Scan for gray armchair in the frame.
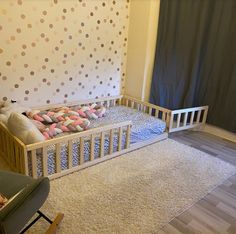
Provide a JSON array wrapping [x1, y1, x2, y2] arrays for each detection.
[[0, 170, 63, 234]]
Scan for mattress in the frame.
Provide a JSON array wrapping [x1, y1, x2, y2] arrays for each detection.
[[90, 106, 166, 144], [29, 106, 166, 177]]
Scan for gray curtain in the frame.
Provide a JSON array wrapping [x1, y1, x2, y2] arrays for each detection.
[[150, 0, 236, 132]]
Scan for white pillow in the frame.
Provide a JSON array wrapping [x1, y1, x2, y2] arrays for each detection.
[[0, 114, 8, 124], [7, 112, 45, 145]]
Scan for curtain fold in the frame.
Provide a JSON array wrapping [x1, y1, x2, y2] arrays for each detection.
[[150, 0, 236, 132]]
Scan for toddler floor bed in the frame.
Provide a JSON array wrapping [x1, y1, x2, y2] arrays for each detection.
[[0, 95, 208, 179]]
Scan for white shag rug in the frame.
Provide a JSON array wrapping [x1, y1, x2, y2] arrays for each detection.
[[27, 139, 236, 234]]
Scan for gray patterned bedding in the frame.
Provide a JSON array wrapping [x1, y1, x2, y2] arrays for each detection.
[[29, 106, 166, 177], [90, 106, 166, 144]]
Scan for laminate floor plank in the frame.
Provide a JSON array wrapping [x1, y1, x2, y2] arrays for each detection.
[[161, 131, 236, 234]]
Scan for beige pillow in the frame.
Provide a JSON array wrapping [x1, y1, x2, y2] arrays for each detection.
[[7, 112, 45, 145]]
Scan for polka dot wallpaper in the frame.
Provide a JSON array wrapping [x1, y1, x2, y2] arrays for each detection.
[[0, 0, 130, 106]]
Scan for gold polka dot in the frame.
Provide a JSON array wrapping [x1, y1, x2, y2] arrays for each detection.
[[40, 18, 44, 23], [17, 0, 22, 5], [6, 61, 11, 66], [42, 10, 47, 15], [2, 76, 7, 81], [16, 28, 21, 33], [27, 23, 32, 28], [20, 14, 25, 19], [0, 48, 3, 54], [22, 44, 27, 49], [14, 84, 19, 88], [0, 25, 2, 30]]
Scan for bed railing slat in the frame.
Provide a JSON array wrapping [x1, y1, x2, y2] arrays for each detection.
[[31, 150, 37, 178], [80, 138, 84, 165], [143, 105, 147, 113], [131, 101, 134, 108], [42, 146, 48, 177], [109, 129, 114, 154], [183, 112, 188, 126], [190, 111, 195, 125], [68, 140, 73, 169], [148, 107, 152, 115], [55, 143, 61, 173], [196, 110, 201, 123], [100, 132, 105, 157], [14, 145, 19, 171], [90, 134, 95, 161], [162, 112, 166, 121], [177, 114, 181, 128], [155, 109, 159, 118], [125, 125, 131, 149], [118, 127, 123, 151], [125, 99, 129, 107]]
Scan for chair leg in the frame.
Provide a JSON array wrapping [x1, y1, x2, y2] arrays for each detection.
[[45, 213, 64, 234], [20, 211, 64, 234], [20, 213, 42, 234]]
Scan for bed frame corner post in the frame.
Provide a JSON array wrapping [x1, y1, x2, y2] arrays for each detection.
[[167, 111, 174, 133], [22, 147, 29, 176], [202, 106, 209, 124]]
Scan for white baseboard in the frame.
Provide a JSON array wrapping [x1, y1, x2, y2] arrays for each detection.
[[201, 124, 236, 143]]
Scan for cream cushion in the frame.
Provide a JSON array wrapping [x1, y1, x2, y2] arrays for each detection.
[[7, 112, 45, 145]]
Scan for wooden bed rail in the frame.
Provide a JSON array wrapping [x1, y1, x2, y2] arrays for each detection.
[[0, 120, 132, 179], [168, 106, 209, 132], [0, 95, 209, 180], [122, 95, 171, 124], [26, 121, 132, 179]]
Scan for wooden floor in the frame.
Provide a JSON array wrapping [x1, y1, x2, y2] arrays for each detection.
[[159, 131, 236, 234]]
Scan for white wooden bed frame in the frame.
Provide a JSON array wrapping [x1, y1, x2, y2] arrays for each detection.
[[0, 95, 208, 179]]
